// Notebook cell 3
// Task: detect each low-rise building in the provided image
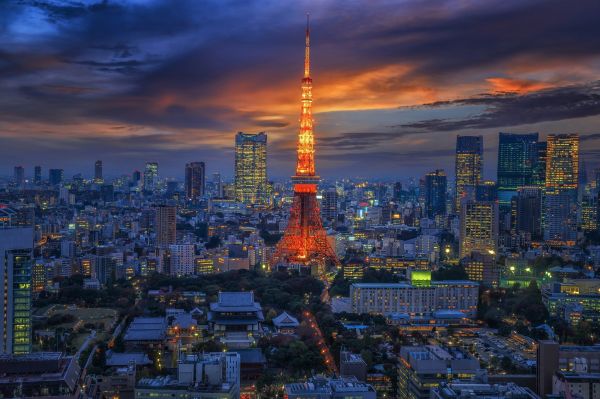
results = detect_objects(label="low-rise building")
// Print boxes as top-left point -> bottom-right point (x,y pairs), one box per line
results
431,382 -> 539,399
0,352 -> 80,398
552,371 -> 600,399
208,292 -> 264,348
272,311 -> 300,335
350,280 -> 479,318
135,352 -> 240,399
284,376 -> 376,399
398,345 -> 483,399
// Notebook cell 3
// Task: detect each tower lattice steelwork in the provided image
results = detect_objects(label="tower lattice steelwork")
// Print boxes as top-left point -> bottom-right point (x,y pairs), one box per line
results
272,17 -> 339,275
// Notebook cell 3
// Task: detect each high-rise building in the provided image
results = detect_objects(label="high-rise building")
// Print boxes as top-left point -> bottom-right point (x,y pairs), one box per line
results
155,205 -> 176,248
169,244 -> 195,277
544,134 -> 579,246
48,168 -> 63,186
94,160 -> 103,184
234,132 -> 268,206
534,141 -> 547,187
13,166 -> 24,188
132,169 -> 142,185
143,162 -> 159,192
581,195 -> 598,233
537,340 -> 559,397
0,224 -> 33,354
212,172 -> 223,198
459,199 -> 498,259
321,188 -> 339,221
424,169 -> 447,219
497,133 -> 539,208
33,166 -> 41,185
393,182 -> 403,202
455,135 -> 483,212
545,134 -> 579,192
184,162 -> 206,202
512,186 -> 543,241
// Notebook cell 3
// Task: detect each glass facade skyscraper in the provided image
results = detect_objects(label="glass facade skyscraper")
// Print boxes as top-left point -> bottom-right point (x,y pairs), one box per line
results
424,169 -> 447,219
497,132 -> 539,208
455,135 -> 483,212
234,132 -> 268,206
543,134 -> 579,246
0,225 -> 33,354
185,161 -> 206,202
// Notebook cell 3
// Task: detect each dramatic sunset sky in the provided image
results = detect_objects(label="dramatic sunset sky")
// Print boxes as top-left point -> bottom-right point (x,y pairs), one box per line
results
2,0 -> 600,180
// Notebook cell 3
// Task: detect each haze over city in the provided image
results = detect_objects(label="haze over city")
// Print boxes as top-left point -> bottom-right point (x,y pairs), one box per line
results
2,0 -> 600,179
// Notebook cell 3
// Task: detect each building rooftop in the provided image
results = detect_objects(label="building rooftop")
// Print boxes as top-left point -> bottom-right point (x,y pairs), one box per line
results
106,351 -> 152,367
285,376 -> 375,397
124,316 -> 166,341
273,311 -> 299,328
432,382 -> 539,399
209,291 -> 263,314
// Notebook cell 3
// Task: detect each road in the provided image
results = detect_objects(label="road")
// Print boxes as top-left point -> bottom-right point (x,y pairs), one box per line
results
303,310 -> 337,374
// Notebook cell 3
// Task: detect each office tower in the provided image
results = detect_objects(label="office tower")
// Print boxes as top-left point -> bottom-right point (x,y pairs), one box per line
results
185,161 -> 206,202
48,168 -> 63,185
463,251 -> 499,287
13,166 -> 24,188
512,186 -> 542,241
459,199 -> 498,258
33,166 -> 41,185
211,172 -> 223,198
94,160 -> 103,184
455,135 -> 483,212
273,21 -> 339,273
496,132 -> 539,208
322,188 -> 339,221
581,195 -> 598,233
424,169 -> 447,219
234,132 -> 268,206
534,141 -> 547,187
0,225 -> 33,354
155,205 -> 176,248
544,134 -> 579,245
545,134 -> 579,191
143,162 -> 159,191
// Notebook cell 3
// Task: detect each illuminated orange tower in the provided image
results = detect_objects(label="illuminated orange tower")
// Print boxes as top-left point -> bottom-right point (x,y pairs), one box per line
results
273,16 -> 339,275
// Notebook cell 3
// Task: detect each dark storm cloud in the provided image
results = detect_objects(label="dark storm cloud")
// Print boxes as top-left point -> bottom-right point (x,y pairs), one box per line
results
355,0 -> 600,80
399,82 -> 600,131
2,0 -> 600,177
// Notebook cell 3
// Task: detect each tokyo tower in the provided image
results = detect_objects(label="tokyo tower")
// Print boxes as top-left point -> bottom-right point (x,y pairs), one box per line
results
272,16 -> 339,275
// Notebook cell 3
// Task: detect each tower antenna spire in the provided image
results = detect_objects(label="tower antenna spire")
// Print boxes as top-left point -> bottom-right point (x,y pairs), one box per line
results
304,13 -> 310,78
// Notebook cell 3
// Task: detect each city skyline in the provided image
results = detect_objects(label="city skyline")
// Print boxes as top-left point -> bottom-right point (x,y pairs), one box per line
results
2,0 -> 600,178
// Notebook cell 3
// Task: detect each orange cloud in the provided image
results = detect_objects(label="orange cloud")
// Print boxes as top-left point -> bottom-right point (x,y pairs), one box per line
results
486,77 -> 555,94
